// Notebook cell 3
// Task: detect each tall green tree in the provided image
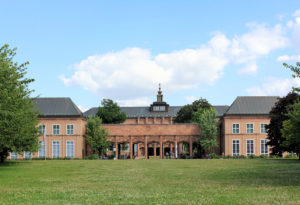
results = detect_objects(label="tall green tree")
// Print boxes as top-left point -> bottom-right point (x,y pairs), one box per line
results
266,92 -> 300,156
192,107 -> 218,154
174,98 -> 212,123
0,44 -> 39,162
85,117 -> 110,157
281,101 -> 300,160
283,62 -> 300,92
96,99 -> 126,124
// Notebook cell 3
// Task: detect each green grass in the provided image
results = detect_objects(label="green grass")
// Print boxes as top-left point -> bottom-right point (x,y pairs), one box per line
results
0,159 -> 300,204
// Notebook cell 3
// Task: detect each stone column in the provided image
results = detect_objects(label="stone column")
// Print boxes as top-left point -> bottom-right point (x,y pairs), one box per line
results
137,143 -> 140,158
130,136 -> 133,160
189,136 -> 193,158
160,136 -> 163,159
115,136 -> 118,160
175,136 -> 178,159
154,143 -> 157,156
145,136 -> 148,160
170,143 -> 173,158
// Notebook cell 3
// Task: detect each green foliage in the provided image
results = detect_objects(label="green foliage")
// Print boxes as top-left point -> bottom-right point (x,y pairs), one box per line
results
174,98 -> 211,123
281,101 -> 300,160
85,117 -> 110,156
96,99 -> 126,124
84,154 -> 99,160
209,153 -> 221,159
266,92 -> 300,156
283,62 -> 300,92
0,44 -> 39,162
192,107 -> 218,154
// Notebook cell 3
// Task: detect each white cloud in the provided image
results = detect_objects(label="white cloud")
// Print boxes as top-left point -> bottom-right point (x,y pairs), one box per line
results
293,9 -> 300,17
61,22 -> 288,99
277,55 -> 300,61
116,97 -> 151,106
246,77 -> 300,96
184,96 -> 197,103
78,105 -> 88,112
286,11 -> 300,51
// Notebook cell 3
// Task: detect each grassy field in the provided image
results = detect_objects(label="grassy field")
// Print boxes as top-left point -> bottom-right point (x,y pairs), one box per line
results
0,159 -> 300,204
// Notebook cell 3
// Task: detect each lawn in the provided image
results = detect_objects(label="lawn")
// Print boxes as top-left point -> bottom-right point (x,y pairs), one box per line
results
0,159 -> 299,204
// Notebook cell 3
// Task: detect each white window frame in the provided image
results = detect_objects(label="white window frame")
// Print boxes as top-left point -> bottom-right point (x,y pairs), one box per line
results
260,139 -> 269,155
24,151 -> 32,159
66,140 -> 75,158
52,141 -> 60,158
232,139 -> 240,156
38,141 -> 46,158
246,139 -> 255,156
246,123 -> 254,134
38,124 -> 46,136
232,123 -> 240,134
66,124 -> 74,135
260,123 -> 268,134
10,152 -> 18,160
52,124 -> 60,135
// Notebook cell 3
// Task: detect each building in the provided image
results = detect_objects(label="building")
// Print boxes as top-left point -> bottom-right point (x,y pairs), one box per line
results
9,86 -> 279,160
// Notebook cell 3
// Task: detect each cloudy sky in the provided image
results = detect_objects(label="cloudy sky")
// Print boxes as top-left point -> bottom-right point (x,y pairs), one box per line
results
1,1 -> 300,111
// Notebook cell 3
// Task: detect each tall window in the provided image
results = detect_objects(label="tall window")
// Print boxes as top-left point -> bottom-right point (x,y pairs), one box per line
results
66,141 -> 74,158
52,141 -> 60,158
38,124 -> 46,136
10,152 -> 18,160
66,124 -> 74,135
260,124 -> 268,134
246,140 -> 254,156
52,125 -> 60,135
246,124 -> 254,134
260,139 -> 268,155
38,141 -> 46,158
232,140 -> 240,156
24,151 -> 32,159
232,124 -> 240,134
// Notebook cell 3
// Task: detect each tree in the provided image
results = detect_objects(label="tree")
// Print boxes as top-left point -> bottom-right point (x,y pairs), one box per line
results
96,99 -> 126,124
174,98 -> 212,123
283,62 -> 300,92
192,107 -> 218,154
0,44 -> 39,162
266,92 -> 300,156
281,101 -> 300,160
85,117 -> 110,157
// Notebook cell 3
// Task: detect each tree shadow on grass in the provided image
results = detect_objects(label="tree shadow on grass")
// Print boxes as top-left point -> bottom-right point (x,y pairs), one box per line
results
0,160 -> 31,167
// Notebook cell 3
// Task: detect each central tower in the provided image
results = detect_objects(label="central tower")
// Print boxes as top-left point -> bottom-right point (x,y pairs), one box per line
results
150,84 -> 169,112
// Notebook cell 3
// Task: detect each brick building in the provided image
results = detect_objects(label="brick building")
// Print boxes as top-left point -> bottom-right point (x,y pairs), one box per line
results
9,86 -> 279,160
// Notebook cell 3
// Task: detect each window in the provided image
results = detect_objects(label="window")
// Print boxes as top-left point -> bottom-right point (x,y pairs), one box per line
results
246,140 -> 254,156
260,139 -> 268,155
38,124 -> 46,136
38,141 -> 46,158
153,106 -> 165,111
246,124 -> 254,134
232,140 -> 240,156
232,124 -> 240,134
66,124 -> 74,135
260,124 -> 268,134
10,152 -> 18,160
24,151 -> 32,159
52,125 -> 60,135
66,141 -> 74,158
52,141 -> 60,158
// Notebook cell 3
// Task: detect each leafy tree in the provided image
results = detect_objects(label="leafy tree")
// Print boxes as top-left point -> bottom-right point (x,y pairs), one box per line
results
283,62 -> 300,92
0,44 -> 39,162
281,101 -> 300,160
174,98 -> 212,123
85,117 -> 110,157
96,99 -> 126,124
266,92 -> 300,156
192,107 -> 218,154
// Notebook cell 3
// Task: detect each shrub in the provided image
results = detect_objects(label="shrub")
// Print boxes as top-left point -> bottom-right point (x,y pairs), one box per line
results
84,154 -> 99,160
209,153 -> 221,159
284,154 -> 298,159
247,154 -> 258,159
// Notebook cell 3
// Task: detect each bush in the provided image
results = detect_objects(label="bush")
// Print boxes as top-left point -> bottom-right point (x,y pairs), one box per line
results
84,154 -> 99,160
259,154 -> 268,158
209,153 -> 221,159
284,154 -> 298,159
247,154 -> 258,159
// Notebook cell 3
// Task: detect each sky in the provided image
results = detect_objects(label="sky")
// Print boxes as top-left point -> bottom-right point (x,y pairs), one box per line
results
1,1 -> 300,112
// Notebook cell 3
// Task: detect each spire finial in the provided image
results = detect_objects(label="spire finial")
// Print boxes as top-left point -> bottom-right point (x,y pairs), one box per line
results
157,83 -> 163,102
159,83 -> 161,91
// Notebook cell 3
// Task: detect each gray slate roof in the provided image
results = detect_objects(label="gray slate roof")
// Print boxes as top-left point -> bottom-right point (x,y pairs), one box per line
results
225,96 -> 279,115
33,98 -> 82,117
83,105 -> 229,118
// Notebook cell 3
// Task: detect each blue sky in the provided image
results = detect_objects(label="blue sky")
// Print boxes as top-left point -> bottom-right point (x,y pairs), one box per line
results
1,1 -> 300,111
